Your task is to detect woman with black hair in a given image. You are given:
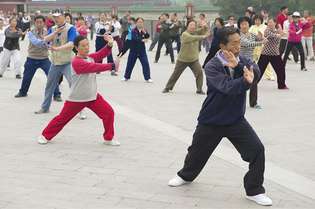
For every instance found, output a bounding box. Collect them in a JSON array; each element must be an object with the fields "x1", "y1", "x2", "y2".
[
  {"x1": 202, "y1": 17, "x2": 224, "y2": 68},
  {"x1": 122, "y1": 17, "x2": 152, "y2": 82}
]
